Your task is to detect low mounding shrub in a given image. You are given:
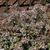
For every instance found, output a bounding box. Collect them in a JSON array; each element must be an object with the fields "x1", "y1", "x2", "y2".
[{"x1": 0, "y1": 4, "x2": 50, "y2": 50}]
